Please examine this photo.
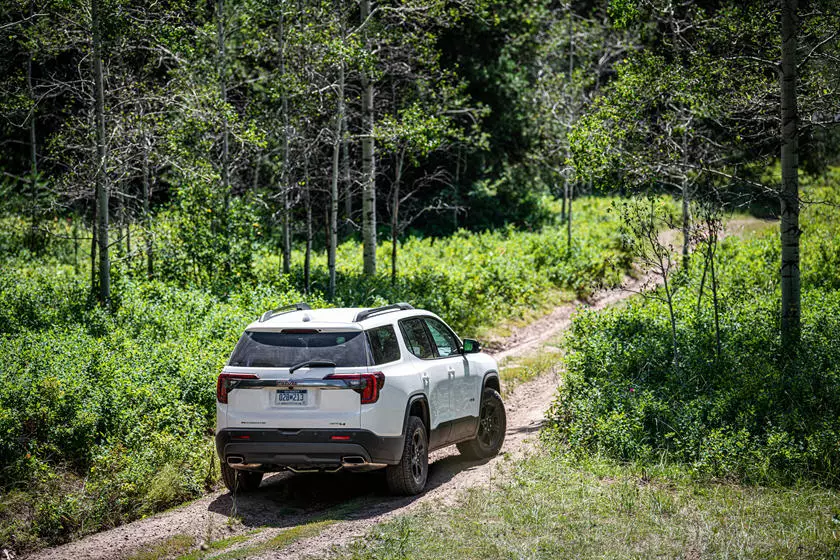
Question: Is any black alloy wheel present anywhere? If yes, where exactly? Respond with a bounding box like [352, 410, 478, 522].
[386, 415, 429, 495]
[457, 388, 507, 460]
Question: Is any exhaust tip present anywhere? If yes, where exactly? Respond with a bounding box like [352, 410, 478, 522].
[227, 455, 244, 466]
[341, 456, 366, 466]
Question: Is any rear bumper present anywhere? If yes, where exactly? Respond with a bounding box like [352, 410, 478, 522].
[215, 428, 404, 470]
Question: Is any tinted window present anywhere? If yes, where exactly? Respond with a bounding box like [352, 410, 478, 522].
[229, 331, 367, 367]
[367, 325, 401, 365]
[400, 318, 435, 359]
[423, 318, 460, 357]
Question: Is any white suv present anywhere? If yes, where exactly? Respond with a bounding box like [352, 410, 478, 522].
[215, 302, 506, 495]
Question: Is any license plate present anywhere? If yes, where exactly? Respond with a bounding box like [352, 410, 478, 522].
[275, 389, 307, 406]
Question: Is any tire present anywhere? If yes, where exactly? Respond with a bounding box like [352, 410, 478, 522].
[220, 462, 263, 493]
[457, 388, 506, 460]
[386, 415, 429, 495]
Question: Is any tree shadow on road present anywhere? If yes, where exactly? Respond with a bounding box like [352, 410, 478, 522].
[206, 453, 491, 530]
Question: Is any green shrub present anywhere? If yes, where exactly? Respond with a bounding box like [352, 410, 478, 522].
[0, 271, 327, 551]
[546, 188, 840, 485]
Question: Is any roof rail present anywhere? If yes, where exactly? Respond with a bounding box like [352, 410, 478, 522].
[354, 303, 414, 323]
[259, 302, 312, 323]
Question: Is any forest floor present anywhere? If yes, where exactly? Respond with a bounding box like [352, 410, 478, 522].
[26, 217, 778, 560]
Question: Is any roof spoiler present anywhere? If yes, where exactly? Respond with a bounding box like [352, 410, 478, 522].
[259, 302, 312, 323]
[354, 303, 414, 323]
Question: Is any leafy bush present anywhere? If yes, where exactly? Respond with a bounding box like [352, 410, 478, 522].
[0, 271, 325, 551]
[153, 185, 265, 291]
[546, 188, 840, 485]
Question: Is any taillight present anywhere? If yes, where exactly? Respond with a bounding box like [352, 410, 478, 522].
[216, 372, 259, 404]
[325, 372, 385, 404]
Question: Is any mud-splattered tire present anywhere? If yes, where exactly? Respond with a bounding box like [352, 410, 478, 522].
[221, 462, 263, 493]
[386, 416, 428, 495]
[457, 388, 506, 460]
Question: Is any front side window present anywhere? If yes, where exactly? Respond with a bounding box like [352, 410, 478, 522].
[367, 325, 401, 365]
[423, 318, 461, 357]
[399, 318, 435, 359]
[228, 330, 367, 367]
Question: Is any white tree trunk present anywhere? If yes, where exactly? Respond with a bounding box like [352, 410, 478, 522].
[217, 0, 232, 273]
[27, 1, 38, 252]
[328, 60, 344, 300]
[681, 132, 691, 269]
[142, 130, 153, 278]
[361, 0, 376, 276]
[304, 156, 312, 294]
[279, 5, 291, 274]
[391, 149, 404, 284]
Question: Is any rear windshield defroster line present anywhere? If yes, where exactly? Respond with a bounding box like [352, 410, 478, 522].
[228, 331, 368, 368]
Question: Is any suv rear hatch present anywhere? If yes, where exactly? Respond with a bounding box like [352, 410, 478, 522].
[221, 328, 371, 429]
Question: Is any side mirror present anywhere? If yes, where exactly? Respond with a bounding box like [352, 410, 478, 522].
[462, 338, 481, 354]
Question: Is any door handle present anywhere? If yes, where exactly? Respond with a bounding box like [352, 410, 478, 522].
[447, 368, 456, 377]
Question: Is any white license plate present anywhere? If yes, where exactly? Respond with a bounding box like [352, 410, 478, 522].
[275, 389, 307, 406]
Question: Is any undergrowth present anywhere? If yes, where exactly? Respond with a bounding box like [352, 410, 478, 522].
[545, 186, 840, 485]
[255, 196, 633, 335]
[0, 274, 325, 552]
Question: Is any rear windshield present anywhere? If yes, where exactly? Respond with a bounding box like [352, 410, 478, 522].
[228, 330, 368, 367]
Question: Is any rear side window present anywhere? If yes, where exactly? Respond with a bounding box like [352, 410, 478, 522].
[399, 318, 435, 359]
[366, 325, 401, 365]
[228, 331, 367, 367]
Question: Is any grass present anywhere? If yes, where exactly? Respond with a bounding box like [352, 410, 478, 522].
[478, 288, 576, 343]
[329, 452, 840, 559]
[261, 520, 338, 551]
[172, 532, 258, 560]
[171, 499, 368, 559]
[126, 534, 196, 560]
[498, 346, 563, 395]
[724, 213, 778, 237]
[190, 520, 338, 560]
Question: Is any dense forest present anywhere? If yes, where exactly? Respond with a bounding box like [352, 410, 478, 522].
[1, 0, 839, 555]
[2, 0, 838, 316]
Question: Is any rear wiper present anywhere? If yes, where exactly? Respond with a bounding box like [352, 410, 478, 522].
[289, 360, 336, 374]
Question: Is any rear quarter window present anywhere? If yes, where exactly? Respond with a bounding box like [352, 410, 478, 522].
[366, 325, 401, 365]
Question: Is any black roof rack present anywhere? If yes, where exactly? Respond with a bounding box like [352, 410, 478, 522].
[354, 303, 414, 323]
[259, 302, 312, 323]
